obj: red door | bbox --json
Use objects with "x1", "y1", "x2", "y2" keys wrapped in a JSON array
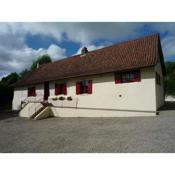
[{"x1": 44, "y1": 82, "x2": 50, "y2": 100}]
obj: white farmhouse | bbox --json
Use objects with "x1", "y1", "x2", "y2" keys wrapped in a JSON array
[{"x1": 12, "y1": 34, "x2": 166, "y2": 119}]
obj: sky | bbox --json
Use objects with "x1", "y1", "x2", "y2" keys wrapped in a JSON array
[{"x1": 0, "y1": 22, "x2": 175, "y2": 79}]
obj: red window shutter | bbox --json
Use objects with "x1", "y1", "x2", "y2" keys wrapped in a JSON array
[
  {"x1": 33, "y1": 87, "x2": 36, "y2": 96},
  {"x1": 28, "y1": 87, "x2": 36, "y2": 96},
  {"x1": 115, "y1": 73, "x2": 121, "y2": 84},
  {"x1": 30, "y1": 88, "x2": 32, "y2": 96},
  {"x1": 62, "y1": 83, "x2": 67, "y2": 95},
  {"x1": 32, "y1": 87, "x2": 36, "y2": 96},
  {"x1": 55, "y1": 83, "x2": 59, "y2": 95},
  {"x1": 76, "y1": 82, "x2": 80, "y2": 95},
  {"x1": 88, "y1": 80, "x2": 92, "y2": 94},
  {"x1": 134, "y1": 70, "x2": 141, "y2": 82},
  {"x1": 28, "y1": 88, "x2": 30, "y2": 97}
]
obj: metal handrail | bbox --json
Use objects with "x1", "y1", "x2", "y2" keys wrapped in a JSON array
[{"x1": 21, "y1": 97, "x2": 30, "y2": 109}]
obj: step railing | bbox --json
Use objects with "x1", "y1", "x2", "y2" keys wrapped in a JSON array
[{"x1": 20, "y1": 97, "x2": 29, "y2": 109}]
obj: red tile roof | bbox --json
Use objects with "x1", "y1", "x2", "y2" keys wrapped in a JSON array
[{"x1": 14, "y1": 33, "x2": 165, "y2": 87}]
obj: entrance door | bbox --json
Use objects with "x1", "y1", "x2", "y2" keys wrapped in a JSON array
[{"x1": 44, "y1": 81, "x2": 50, "y2": 100}]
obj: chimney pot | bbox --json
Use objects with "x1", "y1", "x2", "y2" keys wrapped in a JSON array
[{"x1": 81, "y1": 47, "x2": 88, "y2": 56}]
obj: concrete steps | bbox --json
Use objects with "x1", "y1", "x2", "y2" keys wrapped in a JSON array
[
  {"x1": 19, "y1": 101, "x2": 53, "y2": 120},
  {"x1": 30, "y1": 106, "x2": 46, "y2": 119},
  {"x1": 33, "y1": 107, "x2": 53, "y2": 120}
]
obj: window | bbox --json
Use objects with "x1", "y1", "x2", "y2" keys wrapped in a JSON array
[
  {"x1": 115, "y1": 70, "x2": 141, "y2": 84},
  {"x1": 156, "y1": 72, "x2": 161, "y2": 85},
  {"x1": 122, "y1": 72, "x2": 135, "y2": 83},
  {"x1": 28, "y1": 87, "x2": 36, "y2": 97},
  {"x1": 76, "y1": 80, "x2": 92, "y2": 95},
  {"x1": 55, "y1": 83, "x2": 67, "y2": 95}
]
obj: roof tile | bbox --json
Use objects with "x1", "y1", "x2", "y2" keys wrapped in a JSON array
[{"x1": 15, "y1": 33, "x2": 164, "y2": 87}]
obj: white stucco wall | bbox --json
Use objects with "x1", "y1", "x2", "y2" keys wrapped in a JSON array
[
  {"x1": 50, "y1": 107, "x2": 155, "y2": 117},
  {"x1": 13, "y1": 66, "x2": 161, "y2": 117},
  {"x1": 53, "y1": 67, "x2": 156, "y2": 111},
  {"x1": 12, "y1": 87, "x2": 27, "y2": 110},
  {"x1": 36, "y1": 84, "x2": 44, "y2": 97},
  {"x1": 12, "y1": 84, "x2": 44, "y2": 110},
  {"x1": 48, "y1": 67, "x2": 157, "y2": 117}
]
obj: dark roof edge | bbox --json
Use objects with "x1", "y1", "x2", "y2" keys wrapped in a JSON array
[
  {"x1": 14, "y1": 65, "x2": 156, "y2": 88},
  {"x1": 157, "y1": 35, "x2": 166, "y2": 76}
]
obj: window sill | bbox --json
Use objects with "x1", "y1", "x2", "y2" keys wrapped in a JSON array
[{"x1": 77, "y1": 93, "x2": 89, "y2": 96}]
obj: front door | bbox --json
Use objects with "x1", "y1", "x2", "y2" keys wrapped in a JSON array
[{"x1": 44, "y1": 81, "x2": 50, "y2": 100}]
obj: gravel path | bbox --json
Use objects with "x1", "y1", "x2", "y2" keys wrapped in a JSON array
[{"x1": 0, "y1": 102, "x2": 175, "y2": 153}]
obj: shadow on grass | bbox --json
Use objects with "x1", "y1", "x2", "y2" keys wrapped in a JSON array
[
  {"x1": 159, "y1": 101, "x2": 175, "y2": 111},
  {"x1": 0, "y1": 105, "x2": 18, "y2": 121},
  {"x1": 0, "y1": 111, "x2": 18, "y2": 121}
]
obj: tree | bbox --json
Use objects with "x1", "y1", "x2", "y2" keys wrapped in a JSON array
[
  {"x1": 0, "y1": 72, "x2": 20, "y2": 106},
  {"x1": 19, "y1": 55, "x2": 52, "y2": 78},
  {"x1": 19, "y1": 68, "x2": 29, "y2": 78},
  {"x1": 1, "y1": 72, "x2": 20, "y2": 86},
  {"x1": 30, "y1": 54, "x2": 52, "y2": 71},
  {"x1": 165, "y1": 61, "x2": 175, "y2": 80},
  {"x1": 165, "y1": 62, "x2": 175, "y2": 96}
]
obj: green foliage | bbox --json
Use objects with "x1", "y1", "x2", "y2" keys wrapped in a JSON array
[
  {"x1": 165, "y1": 62, "x2": 175, "y2": 96},
  {"x1": 0, "y1": 72, "x2": 20, "y2": 106},
  {"x1": 19, "y1": 55, "x2": 52, "y2": 78},
  {"x1": 30, "y1": 54, "x2": 52, "y2": 71},
  {"x1": 0, "y1": 72, "x2": 20, "y2": 86},
  {"x1": 165, "y1": 79, "x2": 175, "y2": 96},
  {"x1": 165, "y1": 61, "x2": 175, "y2": 80}
]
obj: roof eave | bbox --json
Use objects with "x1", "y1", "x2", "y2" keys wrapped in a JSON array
[{"x1": 14, "y1": 64, "x2": 156, "y2": 88}]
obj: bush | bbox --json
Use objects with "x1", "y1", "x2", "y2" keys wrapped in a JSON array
[
  {"x1": 165, "y1": 79, "x2": 175, "y2": 96},
  {"x1": 59, "y1": 96, "x2": 65, "y2": 101},
  {"x1": 67, "y1": 96, "x2": 73, "y2": 101},
  {"x1": 0, "y1": 72, "x2": 20, "y2": 106},
  {"x1": 52, "y1": 97, "x2": 57, "y2": 101}
]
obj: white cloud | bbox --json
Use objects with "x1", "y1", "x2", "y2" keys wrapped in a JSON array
[
  {"x1": 151, "y1": 23, "x2": 175, "y2": 36},
  {"x1": 0, "y1": 38, "x2": 66, "y2": 73},
  {"x1": 0, "y1": 23, "x2": 68, "y2": 74},
  {"x1": 1, "y1": 23, "x2": 143, "y2": 44},
  {"x1": 40, "y1": 44, "x2": 66, "y2": 60},
  {"x1": 13, "y1": 45, "x2": 66, "y2": 72}
]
